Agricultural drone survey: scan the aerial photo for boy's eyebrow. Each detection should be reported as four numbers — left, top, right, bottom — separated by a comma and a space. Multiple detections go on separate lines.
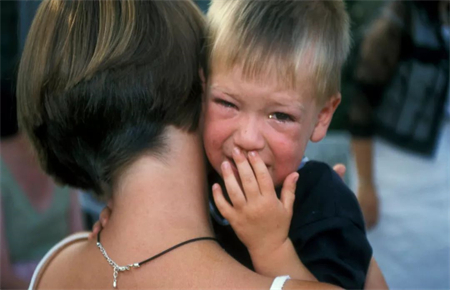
212, 86, 307, 112
210, 86, 242, 101
211, 86, 234, 95
269, 96, 306, 113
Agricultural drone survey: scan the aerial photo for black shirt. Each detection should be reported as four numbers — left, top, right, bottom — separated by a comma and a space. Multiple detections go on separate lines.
210, 161, 372, 289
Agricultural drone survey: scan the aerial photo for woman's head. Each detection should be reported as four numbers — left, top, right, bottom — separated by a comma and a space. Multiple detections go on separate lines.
17, 0, 205, 199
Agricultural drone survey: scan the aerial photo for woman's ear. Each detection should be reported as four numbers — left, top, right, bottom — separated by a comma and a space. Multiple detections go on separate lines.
310, 93, 341, 142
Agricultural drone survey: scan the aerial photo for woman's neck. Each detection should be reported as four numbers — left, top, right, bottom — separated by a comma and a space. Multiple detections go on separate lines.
98, 128, 214, 264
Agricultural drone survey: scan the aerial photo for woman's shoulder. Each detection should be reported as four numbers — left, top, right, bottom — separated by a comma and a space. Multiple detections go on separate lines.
30, 232, 92, 290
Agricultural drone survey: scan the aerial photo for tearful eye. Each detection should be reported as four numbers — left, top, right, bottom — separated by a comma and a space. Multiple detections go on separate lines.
268, 112, 294, 122
216, 99, 237, 109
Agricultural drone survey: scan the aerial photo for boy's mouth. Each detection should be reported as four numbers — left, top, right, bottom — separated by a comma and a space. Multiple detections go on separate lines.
224, 155, 271, 176
224, 156, 240, 179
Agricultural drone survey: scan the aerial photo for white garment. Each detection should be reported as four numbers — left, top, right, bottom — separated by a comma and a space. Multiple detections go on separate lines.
28, 232, 89, 290
29, 233, 291, 290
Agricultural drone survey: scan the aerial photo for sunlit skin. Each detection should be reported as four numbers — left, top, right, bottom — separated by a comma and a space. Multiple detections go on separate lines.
202, 65, 340, 187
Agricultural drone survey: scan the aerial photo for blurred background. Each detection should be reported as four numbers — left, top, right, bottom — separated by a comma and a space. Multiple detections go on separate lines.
1, 1, 449, 289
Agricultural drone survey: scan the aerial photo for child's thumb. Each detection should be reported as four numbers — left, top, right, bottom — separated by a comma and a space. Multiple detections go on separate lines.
280, 172, 298, 215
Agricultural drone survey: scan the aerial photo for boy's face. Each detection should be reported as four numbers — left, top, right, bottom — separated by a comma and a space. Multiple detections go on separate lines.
202, 65, 339, 186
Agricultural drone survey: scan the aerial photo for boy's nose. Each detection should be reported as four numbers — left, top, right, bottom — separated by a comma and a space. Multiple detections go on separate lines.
233, 117, 265, 152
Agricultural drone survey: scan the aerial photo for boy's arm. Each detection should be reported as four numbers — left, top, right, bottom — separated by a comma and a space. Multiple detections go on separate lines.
212, 148, 316, 281
291, 215, 371, 288
289, 161, 373, 289
365, 258, 388, 290
248, 237, 315, 281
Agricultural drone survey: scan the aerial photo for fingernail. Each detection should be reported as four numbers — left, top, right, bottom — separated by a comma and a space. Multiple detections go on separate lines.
222, 161, 230, 170
293, 173, 299, 183
248, 151, 256, 158
233, 147, 241, 156
212, 183, 219, 191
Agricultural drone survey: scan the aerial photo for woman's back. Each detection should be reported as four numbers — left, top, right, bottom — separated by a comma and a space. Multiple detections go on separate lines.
32, 233, 275, 289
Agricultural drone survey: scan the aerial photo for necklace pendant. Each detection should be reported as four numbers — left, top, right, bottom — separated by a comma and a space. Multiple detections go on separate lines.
113, 268, 119, 289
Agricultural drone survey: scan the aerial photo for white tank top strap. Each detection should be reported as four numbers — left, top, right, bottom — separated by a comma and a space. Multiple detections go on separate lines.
270, 275, 291, 290
28, 232, 90, 290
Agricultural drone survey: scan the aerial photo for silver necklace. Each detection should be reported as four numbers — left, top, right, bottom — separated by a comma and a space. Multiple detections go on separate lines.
96, 230, 217, 288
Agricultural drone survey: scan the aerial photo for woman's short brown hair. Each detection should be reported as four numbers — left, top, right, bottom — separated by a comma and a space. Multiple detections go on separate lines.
17, 0, 205, 199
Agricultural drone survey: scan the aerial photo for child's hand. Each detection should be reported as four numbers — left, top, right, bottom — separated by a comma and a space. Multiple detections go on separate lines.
333, 163, 346, 180
212, 147, 299, 258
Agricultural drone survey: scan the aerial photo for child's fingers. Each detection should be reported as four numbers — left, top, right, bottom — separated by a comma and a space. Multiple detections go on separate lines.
212, 183, 235, 220
333, 163, 346, 180
232, 147, 261, 201
248, 151, 275, 196
221, 161, 246, 208
280, 172, 299, 215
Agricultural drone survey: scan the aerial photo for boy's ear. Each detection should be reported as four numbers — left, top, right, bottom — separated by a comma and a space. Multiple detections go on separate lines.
310, 93, 341, 142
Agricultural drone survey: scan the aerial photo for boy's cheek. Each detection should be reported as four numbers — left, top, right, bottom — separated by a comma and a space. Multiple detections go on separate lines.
270, 142, 306, 186
203, 107, 232, 162
272, 166, 297, 186
203, 127, 225, 173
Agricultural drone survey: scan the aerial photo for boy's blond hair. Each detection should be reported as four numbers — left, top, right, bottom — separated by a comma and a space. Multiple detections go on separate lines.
206, 0, 350, 103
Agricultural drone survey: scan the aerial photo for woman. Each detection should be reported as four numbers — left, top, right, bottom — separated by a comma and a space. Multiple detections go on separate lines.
18, 0, 338, 289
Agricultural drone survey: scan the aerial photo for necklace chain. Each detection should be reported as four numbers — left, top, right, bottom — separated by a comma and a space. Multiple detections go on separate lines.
97, 241, 140, 288
96, 231, 217, 289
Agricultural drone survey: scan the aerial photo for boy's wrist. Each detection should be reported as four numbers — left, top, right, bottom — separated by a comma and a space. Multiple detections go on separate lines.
249, 238, 316, 281
248, 238, 294, 265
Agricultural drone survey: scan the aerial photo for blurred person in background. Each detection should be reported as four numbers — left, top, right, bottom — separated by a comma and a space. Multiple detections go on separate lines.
350, 0, 449, 229
1, 135, 84, 289
0, 2, 83, 288
349, 0, 449, 288
304, 1, 387, 187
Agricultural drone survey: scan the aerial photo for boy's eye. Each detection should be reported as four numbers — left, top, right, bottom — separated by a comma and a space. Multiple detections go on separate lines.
216, 99, 237, 109
268, 112, 294, 122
